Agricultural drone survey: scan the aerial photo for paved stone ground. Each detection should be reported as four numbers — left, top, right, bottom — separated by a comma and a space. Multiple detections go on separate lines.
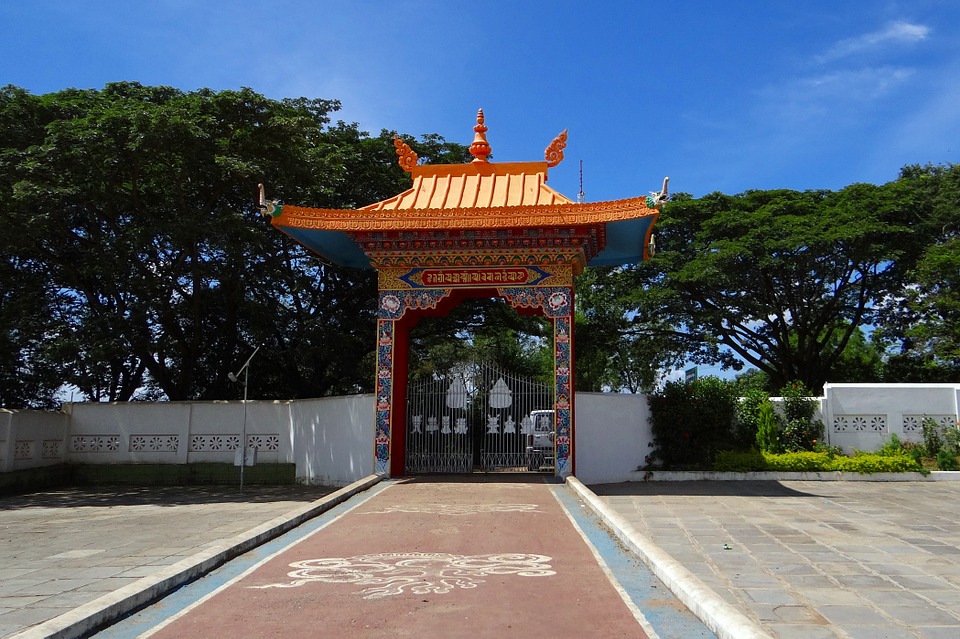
0, 485, 335, 637
593, 480, 960, 639
123, 476, 661, 639
2, 478, 716, 639
5, 479, 960, 639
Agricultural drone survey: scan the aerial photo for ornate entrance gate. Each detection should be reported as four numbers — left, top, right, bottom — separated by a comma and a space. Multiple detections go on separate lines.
261, 108, 664, 479
405, 362, 554, 473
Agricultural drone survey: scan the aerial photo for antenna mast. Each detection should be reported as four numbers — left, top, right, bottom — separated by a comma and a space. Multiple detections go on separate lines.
577, 160, 585, 204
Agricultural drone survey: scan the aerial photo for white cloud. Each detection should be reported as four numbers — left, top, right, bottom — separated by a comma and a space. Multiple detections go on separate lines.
816, 21, 930, 64
799, 66, 915, 101
758, 66, 915, 124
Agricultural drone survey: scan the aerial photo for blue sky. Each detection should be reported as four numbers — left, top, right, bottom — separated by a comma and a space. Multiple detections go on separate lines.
3, 1, 958, 203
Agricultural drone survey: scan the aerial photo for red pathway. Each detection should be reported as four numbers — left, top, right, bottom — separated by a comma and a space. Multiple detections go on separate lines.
148, 476, 649, 638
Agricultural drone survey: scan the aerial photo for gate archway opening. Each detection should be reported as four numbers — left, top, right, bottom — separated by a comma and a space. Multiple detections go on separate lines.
405, 295, 555, 474
384, 285, 574, 478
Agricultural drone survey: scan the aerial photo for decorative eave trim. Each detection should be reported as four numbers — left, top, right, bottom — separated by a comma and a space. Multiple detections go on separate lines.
271, 197, 657, 232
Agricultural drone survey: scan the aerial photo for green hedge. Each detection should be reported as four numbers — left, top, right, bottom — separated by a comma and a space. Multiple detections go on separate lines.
714, 449, 768, 472
831, 453, 924, 474
712, 450, 926, 474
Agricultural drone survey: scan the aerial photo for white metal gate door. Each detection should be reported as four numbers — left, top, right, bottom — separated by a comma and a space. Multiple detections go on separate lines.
405, 367, 473, 473
405, 362, 554, 473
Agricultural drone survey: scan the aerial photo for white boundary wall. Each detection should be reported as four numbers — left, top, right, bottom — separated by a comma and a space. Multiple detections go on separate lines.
0, 409, 70, 473
2, 396, 375, 486
823, 383, 960, 453
3, 384, 958, 485
575, 392, 653, 485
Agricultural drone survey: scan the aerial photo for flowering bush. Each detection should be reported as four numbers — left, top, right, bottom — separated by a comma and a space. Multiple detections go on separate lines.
646, 377, 738, 469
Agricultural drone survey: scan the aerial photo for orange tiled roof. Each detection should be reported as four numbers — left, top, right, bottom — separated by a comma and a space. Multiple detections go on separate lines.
263, 109, 663, 267
360, 161, 573, 211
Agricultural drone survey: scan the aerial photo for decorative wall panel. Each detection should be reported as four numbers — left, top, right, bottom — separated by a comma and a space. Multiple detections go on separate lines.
832, 415, 887, 433
70, 435, 121, 453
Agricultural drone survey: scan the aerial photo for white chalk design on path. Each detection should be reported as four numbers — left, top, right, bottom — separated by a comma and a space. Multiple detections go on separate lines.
251, 552, 555, 599
362, 503, 541, 515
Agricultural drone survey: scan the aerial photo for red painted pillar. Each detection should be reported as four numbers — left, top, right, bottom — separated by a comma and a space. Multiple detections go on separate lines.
390, 318, 410, 477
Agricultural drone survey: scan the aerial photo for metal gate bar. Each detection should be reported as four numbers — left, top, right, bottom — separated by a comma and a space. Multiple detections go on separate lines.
406, 362, 553, 473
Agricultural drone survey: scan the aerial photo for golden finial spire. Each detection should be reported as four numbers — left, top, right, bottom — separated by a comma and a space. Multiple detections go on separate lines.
469, 108, 491, 163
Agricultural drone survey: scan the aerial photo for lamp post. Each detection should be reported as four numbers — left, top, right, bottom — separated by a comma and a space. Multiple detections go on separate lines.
228, 345, 261, 493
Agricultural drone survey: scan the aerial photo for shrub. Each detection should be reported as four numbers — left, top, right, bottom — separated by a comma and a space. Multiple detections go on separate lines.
777, 381, 824, 452
714, 449, 768, 472
936, 449, 960, 471
812, 441, 845, 457
761, 451, 924, 474
944, 425, 960, 456
781, 381, 817, 423
646, 377, 739, 469
922, 417, 945, 456
755, 401, 780, 453
876, 434, 925, 464
735, 389, 769, 449
762, 451, 830, 472
833, 453, 923, 474
876, 434, 904, 456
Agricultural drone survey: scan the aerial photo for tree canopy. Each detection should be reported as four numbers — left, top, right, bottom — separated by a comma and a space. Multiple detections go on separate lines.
1, 82, 956, 407
0, 82, 468, 406
575, 165, 959, 393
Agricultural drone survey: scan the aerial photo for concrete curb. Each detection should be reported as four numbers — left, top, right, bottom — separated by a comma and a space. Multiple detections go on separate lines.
616, 470, 960, 482
10, 474, 383, 639
566, 476, 774, 639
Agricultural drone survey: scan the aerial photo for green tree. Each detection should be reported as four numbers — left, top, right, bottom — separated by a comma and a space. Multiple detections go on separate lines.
573, 266, 687, 393
407, 297, 552, 386
876, 164, 960, 381
0, 83, 468, 404
0, 86, 68, 407
0, 254, 65, 408
621, 185, 916, 392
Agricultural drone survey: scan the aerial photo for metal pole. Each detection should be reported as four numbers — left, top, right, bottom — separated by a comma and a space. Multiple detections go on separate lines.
240, 364, 249, 493
231, 345, 260, 494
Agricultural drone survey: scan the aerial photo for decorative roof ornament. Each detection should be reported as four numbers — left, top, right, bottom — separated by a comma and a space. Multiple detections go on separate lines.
393, 135, 418, 172
545, 129, 568, 168
647, 177, 670, 208
258, 183, 282, 218
469, 108, 492, 163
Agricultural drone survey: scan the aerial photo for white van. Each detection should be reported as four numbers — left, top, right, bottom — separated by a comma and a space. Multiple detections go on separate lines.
526, 409, 555, 470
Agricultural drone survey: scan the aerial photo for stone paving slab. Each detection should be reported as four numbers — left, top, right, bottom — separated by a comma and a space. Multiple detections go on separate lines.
0, 484, 339, 638
589, 479, 960, 639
